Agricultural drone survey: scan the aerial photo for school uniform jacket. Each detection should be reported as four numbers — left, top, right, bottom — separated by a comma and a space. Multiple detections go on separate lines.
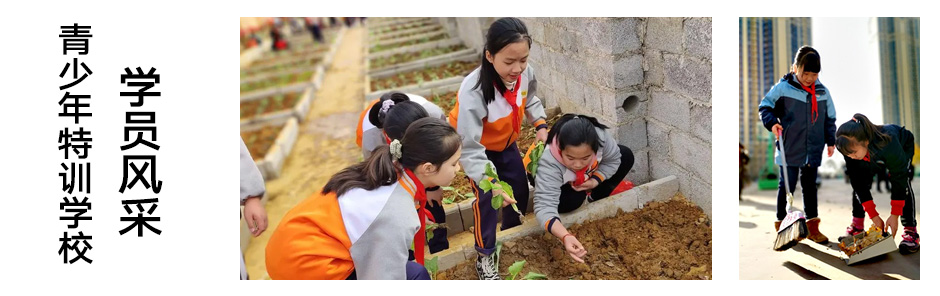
533, 127, 621, 232
356, 94, 445, 158
265, 174, 422, 280
448, 65, 547, 184
758, 73, 836, 167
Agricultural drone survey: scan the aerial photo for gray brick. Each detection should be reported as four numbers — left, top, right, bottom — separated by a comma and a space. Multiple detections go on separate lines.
549, 68, 567, 102
649, 153, 680, 184
565, 78, 585, 107
626, 148, 650, 184
615, 90, 648, 125
543, 25, 563, 52
527, 18, 545, 41
584, 18, 614, 54
559, 27, 580, 54
588, 55, 616, 90
682, 174, 712, 218
683, 17, 712, 59
691, 103, 712, 143
669, 130, 711, 182
643, 50, 665, 87
617, 117, 648, 150
611, 18, 642, 54
647, 17, 684, 53
530, 42, 545, 66
614, 54, 644, 89
646, 120, 671, 156
649, 90, 691, 131
663, 53, 712, 101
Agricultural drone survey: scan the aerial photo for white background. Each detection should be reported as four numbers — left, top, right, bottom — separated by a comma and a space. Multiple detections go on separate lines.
0, 0, 934, 293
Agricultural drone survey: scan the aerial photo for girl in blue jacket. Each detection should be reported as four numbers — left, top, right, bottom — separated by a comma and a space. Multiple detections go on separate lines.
758, 46, 835, 245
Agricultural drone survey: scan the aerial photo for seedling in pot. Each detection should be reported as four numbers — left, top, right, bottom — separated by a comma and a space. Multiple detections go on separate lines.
479, 163, 524, 221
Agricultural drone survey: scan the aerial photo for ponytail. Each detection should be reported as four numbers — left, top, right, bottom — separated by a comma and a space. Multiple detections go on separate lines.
369, 92, 411, 128
835, 113, 891, 156
547, 113, 609, 152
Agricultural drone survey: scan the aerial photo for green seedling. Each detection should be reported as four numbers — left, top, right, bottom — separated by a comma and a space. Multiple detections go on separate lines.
479, 163, 524, 221
526, 141, 545, 175
425, 222, 446, 240
424, 256, 439, 280
507, 260, 548, 280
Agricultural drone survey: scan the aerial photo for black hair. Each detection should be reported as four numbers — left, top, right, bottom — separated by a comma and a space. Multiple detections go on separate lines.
381, 101, 428, 141
323, 118, 462, 196
473, 17, 532, 104
793, 45, 821, 73
835, 113, 891, 156
547, 114, 609, 152
368, 91, 411, 128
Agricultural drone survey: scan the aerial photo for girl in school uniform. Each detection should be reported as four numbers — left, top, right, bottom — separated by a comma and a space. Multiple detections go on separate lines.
356, 92, 450, 253
448, 17, 547, 280
265, 118, 462, 280
531, 114, 634, 263
758, 46, 835, 245
836, 113, 919, 254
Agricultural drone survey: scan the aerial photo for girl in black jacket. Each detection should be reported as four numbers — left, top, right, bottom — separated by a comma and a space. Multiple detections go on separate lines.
835, 113, 918, 254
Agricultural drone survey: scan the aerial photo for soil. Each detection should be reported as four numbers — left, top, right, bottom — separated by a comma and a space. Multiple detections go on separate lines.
369, 32, 449, 53
240, 91, 303, 120
240, 71, 314, 94
369, 45, 468, 70
436, 194, 712, 280
242, 56, 323, 78
369, 60, 477, 91
241, 124, 284, 159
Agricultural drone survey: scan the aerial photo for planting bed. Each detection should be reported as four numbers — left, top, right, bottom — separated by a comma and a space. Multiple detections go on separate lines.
241, 55, 323, 78
370, 19, 435, 35
369, 32, 449, 53
369, 60, 476, 91
372, 25, 443, 42
240, 91, 303, 120
436, 194, 712, 280
369, 44, 468, 70
240, 71, 313, 94
241, 125, 282, 160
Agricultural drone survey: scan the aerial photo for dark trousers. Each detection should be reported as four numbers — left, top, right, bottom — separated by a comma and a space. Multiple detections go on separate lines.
850, 170, 917, 228
346, 261, 430, 280
558, 145, 634, 213
470, 143, 529, 255
776, 165, 819, 221
425, 199, 448, 253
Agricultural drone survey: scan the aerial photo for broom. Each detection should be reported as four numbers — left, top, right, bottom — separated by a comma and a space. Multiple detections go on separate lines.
773, 131, 808, 251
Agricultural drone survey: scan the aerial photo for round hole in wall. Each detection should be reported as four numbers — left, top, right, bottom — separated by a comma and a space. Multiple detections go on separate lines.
622, 95, 640, 113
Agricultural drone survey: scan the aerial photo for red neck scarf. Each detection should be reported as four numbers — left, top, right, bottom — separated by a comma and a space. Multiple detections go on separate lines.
801, 81, 818, 123
403, 168, 433, 266
497, 76, 523, 135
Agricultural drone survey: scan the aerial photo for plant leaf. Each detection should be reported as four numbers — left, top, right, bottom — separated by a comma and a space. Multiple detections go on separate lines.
484, 163, 498, 179
443, 197, 455, 204
523, 272, 548, 280
499, 181, 514, 199
441, 186, 455, 192
478, 179, 493, 192
425, 256, 439, 280
491, 191, 503, 210
508, 260, 526, 280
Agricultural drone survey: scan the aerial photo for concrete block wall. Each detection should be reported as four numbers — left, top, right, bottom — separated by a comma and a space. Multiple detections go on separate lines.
453, 17, 711, 215
522, 17, 712, 215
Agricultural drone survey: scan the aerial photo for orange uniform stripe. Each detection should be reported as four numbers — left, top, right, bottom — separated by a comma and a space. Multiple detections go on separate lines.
265, 191, 355, 280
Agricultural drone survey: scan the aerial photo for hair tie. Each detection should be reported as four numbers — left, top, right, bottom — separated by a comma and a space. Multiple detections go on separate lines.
851, 117, 859, 123
389, 139, 403, 161
380, 99, 395, 114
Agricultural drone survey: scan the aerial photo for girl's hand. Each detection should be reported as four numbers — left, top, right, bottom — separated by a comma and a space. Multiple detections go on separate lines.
871, 215, 885, 233
243, 197, 268, 237
493, 188, 517, 208
772, 124, 783, 139
827, 146, 835, 157
573, 179, 600, 192
536, 128, 548, 143
886, 215, 900, 237
562, 234, 587, 263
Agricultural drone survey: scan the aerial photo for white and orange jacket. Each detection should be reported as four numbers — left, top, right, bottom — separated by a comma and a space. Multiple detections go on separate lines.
265, 174, 423, 280
449, 65, 547, 184
356, 94, 445, 159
